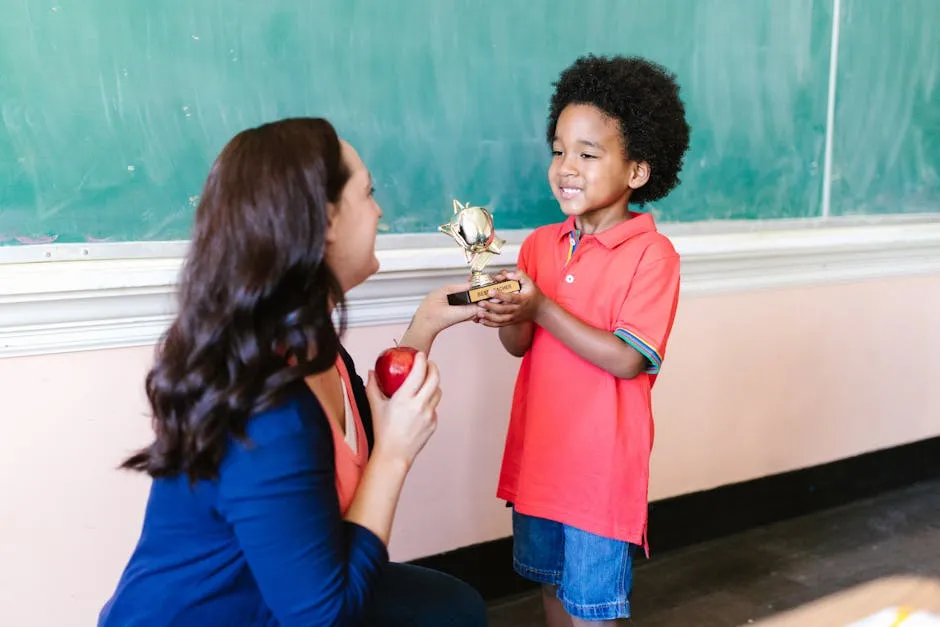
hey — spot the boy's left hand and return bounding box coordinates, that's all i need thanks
[475,269,543,327]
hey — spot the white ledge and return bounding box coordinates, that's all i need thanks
[1,218,939,358]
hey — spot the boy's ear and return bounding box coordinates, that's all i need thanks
[627,161,651,190]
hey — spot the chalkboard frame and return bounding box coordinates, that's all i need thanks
[2,212,940,266]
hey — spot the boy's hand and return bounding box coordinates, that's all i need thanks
[475,270,544,327]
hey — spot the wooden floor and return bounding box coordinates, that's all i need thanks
[488,478,940,626]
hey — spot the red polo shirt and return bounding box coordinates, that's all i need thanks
[497,212,680,553]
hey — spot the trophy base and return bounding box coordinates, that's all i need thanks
[447,279,521,305]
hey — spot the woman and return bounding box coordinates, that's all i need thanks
[98,117,488,626]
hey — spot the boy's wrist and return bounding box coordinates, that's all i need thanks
[532,294,552,326]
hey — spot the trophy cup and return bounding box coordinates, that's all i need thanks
[439,199,522,306]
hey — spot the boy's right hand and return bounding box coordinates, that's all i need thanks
[475,269,544,327]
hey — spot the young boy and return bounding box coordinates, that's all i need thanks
[476,55,691,625]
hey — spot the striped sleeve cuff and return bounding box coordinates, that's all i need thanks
[614,328,663,374]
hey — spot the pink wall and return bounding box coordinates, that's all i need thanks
[1,275,939,625]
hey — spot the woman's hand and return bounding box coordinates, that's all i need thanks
[417,282,480,331]
[365,351,442,469]
[400,282,479,353]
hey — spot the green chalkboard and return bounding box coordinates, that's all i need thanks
[830,0,940,216]
[0,1,845,245]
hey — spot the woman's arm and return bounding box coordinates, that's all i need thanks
[341,450,410,545]
[399,283,478,354]
[218,354,440,626]
[345,354,440,542]
[218,404,387,626]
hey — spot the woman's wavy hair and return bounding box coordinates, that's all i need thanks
[123,117,350,482]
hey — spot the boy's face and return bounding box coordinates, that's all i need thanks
[549,104,646,219]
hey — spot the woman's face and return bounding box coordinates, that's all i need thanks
[324,140,383,293]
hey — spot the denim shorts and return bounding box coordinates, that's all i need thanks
[511,509,636,621]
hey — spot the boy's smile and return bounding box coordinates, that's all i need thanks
[558,186,582,200]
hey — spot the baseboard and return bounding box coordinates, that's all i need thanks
[408,436,940,601]
[2,216,939,358]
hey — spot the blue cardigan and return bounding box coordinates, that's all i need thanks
[99,348,388,626]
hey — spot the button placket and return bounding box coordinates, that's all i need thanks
[570,234,592,269]
[560,238,586,293]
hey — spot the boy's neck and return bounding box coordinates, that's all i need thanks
[573,205,632,235]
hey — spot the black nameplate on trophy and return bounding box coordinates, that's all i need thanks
[446,279,521,306]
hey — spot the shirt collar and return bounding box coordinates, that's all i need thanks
[556,212,657,249]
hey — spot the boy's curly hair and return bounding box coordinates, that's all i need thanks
[547,54,691,205]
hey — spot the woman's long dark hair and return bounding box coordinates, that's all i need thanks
[123,117,350,482]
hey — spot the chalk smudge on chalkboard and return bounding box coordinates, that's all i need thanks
[142,210,189,242]
[97,72,113,128]
[14,234,58,245]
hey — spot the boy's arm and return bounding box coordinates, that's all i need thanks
[498,322,534,357]
[480,252,680,379]
[480,271,642,377]
[533,301,647,379]
[492,231,538,358]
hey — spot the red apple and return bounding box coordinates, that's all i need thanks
[374,345,419,397]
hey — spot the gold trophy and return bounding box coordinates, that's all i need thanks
[439,199,522,306]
